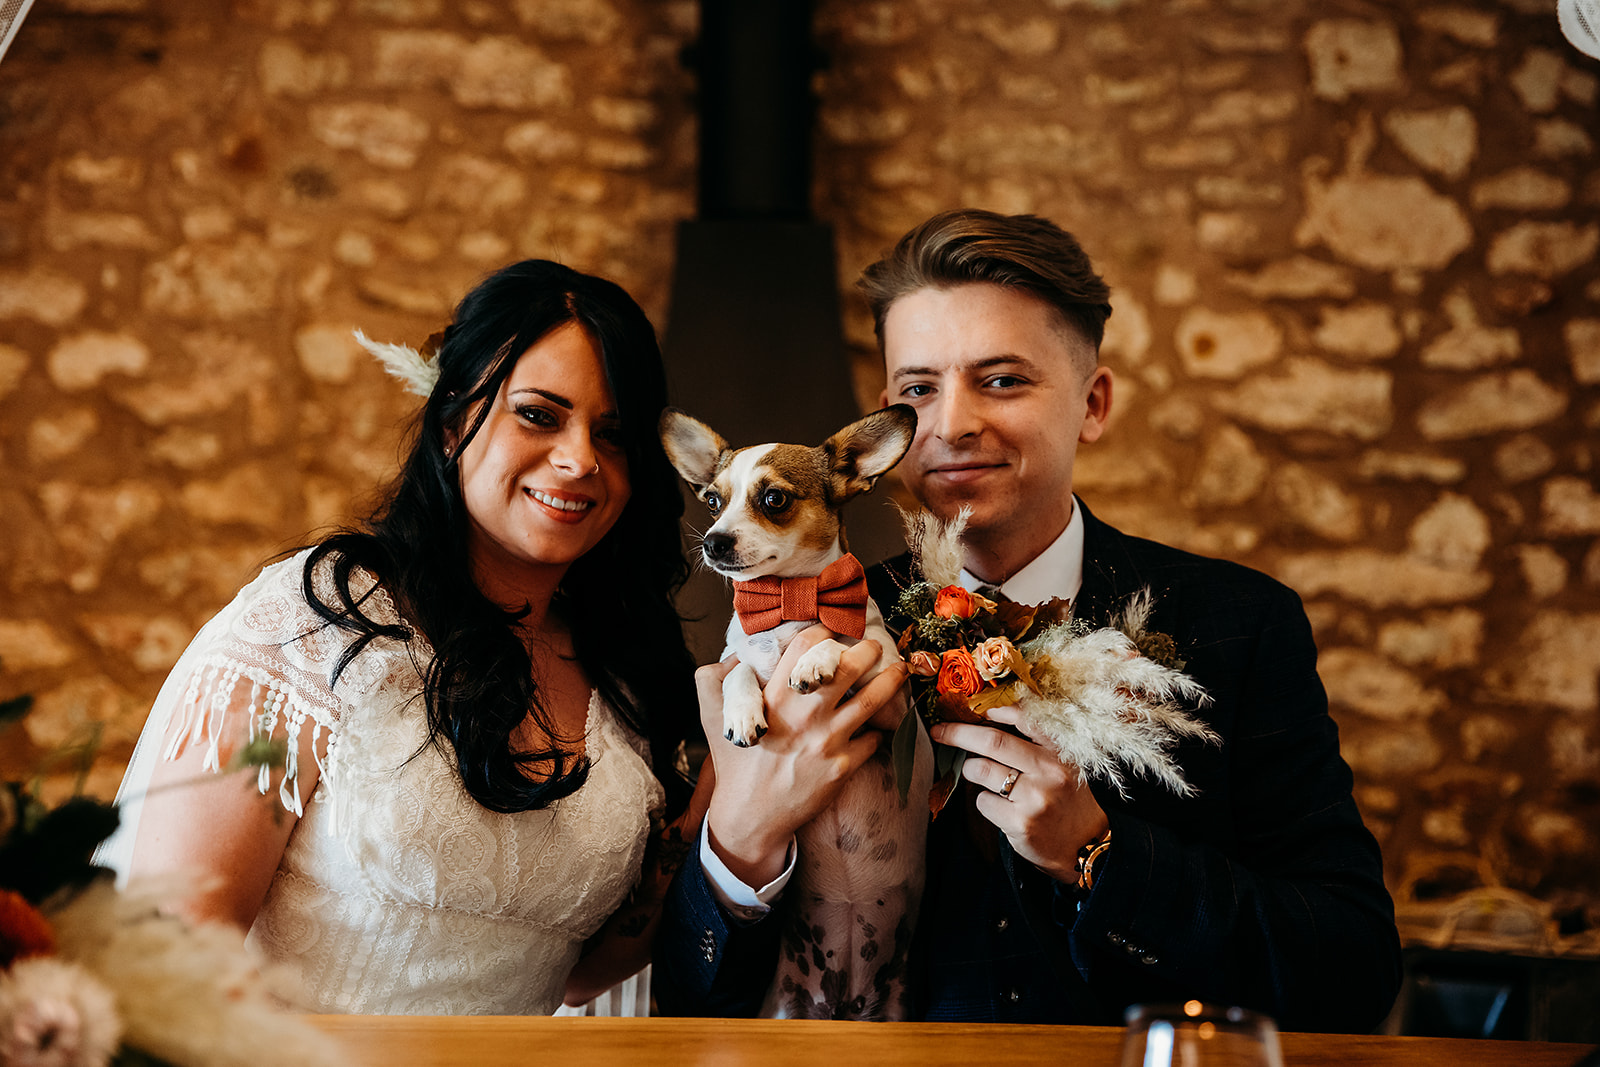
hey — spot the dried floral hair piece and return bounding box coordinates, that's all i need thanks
[353,328,441,398]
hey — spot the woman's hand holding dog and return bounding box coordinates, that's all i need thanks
[698,624,909,889]
[931,705,1110,885]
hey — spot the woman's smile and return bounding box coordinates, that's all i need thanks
[528,487,596,520]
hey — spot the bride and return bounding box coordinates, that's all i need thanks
[98,259,701,1015]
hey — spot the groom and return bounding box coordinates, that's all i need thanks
[655,209,1402,1031]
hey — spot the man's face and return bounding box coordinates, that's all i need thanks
[878,283,1112,570]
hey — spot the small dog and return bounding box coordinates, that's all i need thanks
[660,405,934,1021]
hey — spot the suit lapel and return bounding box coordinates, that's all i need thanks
[1076,498,1143,628]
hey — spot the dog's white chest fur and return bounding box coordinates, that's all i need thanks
[717,599,893,747]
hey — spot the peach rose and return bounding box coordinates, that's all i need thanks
[974,636,1017,682]
[908,650,941,677]
[934,585,979,619]
[936,647,984,699]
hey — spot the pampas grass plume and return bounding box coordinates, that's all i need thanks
[1017,618,1217,799]
[46,881,343,1067]
[901,506,969,590]
[353,330,438,398]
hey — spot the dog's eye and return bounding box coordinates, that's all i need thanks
[703,491,722,514]
[760,488,790,512]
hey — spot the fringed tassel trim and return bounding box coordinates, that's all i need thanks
[161,655,343,830]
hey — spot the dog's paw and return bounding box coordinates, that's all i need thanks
[788,672,827,695]
[723,703,769,748]
[789,639,845,694]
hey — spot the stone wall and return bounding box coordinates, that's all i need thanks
[2,0,1597,916]
[0,0,696,779]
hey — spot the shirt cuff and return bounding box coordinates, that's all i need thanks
[698,822,796,923]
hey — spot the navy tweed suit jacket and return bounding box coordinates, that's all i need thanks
[653,501,1403,1031]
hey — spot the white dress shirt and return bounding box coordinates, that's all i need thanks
[957,495,1086,606]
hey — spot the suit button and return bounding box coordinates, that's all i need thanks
[1140,953,1159,966]
[1006,988,1021,1003]
[995,917,1010,933]
[1106,931,1125,947]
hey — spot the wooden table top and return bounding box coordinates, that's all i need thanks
[308,1015,1594,1067]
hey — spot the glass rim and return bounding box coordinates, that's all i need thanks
[1123,1002,1278,1029]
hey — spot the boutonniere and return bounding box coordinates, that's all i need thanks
[889,510,1219,817]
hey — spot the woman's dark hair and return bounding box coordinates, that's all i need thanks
[304,259,697,815]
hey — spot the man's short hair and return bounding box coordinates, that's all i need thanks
[857,209,1114,359]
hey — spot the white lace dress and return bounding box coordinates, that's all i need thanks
[99,550,663,1016]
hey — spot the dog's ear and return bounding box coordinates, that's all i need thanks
[659,408,730,490]
[822,404,917,504]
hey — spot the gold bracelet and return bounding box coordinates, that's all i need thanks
[1075,828,1112,895]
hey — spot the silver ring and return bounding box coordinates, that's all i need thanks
[998,768,1021,799]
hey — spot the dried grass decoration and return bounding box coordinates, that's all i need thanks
[888,509,1218,816]
[0,689,343,1067]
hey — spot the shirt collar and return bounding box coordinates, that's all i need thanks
[958,495,1085,605]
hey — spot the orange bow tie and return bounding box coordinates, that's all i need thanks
[732,553,869,639]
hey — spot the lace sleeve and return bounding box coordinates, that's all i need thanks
[160,553,354,812]
[98,550,412,879]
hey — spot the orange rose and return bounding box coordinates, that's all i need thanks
[0,889,56,968]
[934,585,978,619]
[974,636,1017,682]
[908,650,940,677]
[936,647,984,699]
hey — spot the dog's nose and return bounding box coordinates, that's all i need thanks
[703,532,736,562]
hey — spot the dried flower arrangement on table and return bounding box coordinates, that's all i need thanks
[0,683,342,1067]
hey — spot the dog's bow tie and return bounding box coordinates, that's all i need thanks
[732,553,869,639]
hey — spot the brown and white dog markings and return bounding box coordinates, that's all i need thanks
[660,405,934,1021]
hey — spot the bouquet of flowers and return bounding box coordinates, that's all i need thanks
[887,510,1218,815]
[0,683,343,1067]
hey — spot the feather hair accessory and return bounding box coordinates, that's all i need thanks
[353,329,440,398]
